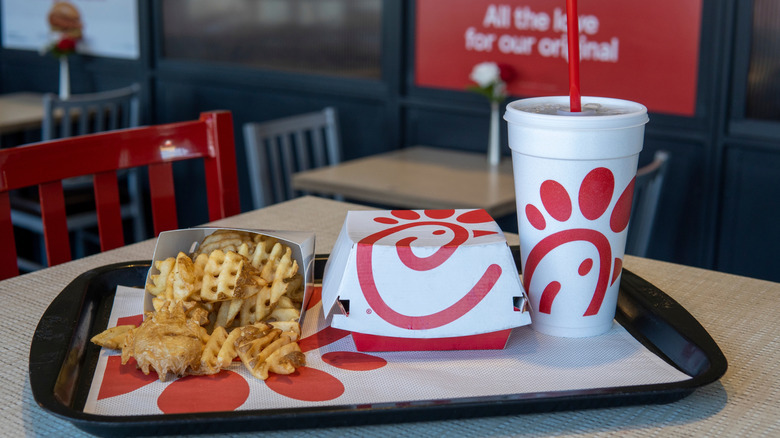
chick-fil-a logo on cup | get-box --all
[521,167,634,317]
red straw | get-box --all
[566,0,581,112]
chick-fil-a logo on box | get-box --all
[321,209,531,343]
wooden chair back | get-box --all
[12,84,146,269]
[242,107,342,208]
[42,83,141,140]
[626,150,670,257]
[0,111,240,280]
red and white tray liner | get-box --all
[84,285,690,416]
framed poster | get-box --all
[1,0,139,60]
[415,0,702,116]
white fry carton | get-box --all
[321,209,531,351]
[143,227,315,319]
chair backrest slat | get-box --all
[242,124,271,210]
[92,104,105,133]
[63,108,74,137]
[279,135,297,201]
[38,181,71,267]
[0,193,18,280]
[267,137,287,205]
[108,103,120,131]
[242,107,342,208]
[201,108,240,222]
[323,107,342,165]
[93,171,125,252]
[0,110,240,280]
[310,128,326,168]
[148,162,179,237]
[294,129,311,170]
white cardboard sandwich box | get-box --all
[143,227,316,317]
[321,209,531,351]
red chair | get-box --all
[0,111,241,280]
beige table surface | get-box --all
[0,92,45,135]
[3,196,779,437]
[292,146,518,217]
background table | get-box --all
[0,92,46,136]
[292,146,518,218]
[3,196,779,436]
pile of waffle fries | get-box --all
[91,230,306,381]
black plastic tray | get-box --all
[29,252,727,437]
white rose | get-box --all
[470,62,501,87]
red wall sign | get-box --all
[415,0,702,116]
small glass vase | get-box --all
[59,56,70,99]
[487,101,501,166]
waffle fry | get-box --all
[216,325,244,368]
[200,325,228,374]
[237,235,279,271]
[214,298,245,328]
[93,229,307,382]
[90,325,134,349]
[269,320,301,340]
[238,328,305,380]
[194,230,255,256]
[259,243,285,282]
[147,252,203,303]
[153,298,211,327]
[286,273,305,306]
[268,248,298,303]
[147,257,175,299]
[266,341,305,376]
[235,326,285,380]
[172,252,199,301]
[200,250,249,302]
[238,247,300,325]
[268,295,301,323]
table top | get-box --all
[3,196,779,437]
[0,92,46,135]
[292,146,518,217]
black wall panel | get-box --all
[718,147,780,281]
[155,78,389,212]
[640,137,709,265]
[404,106,491,153]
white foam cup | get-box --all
[504,96,649,337]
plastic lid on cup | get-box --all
[504,96,649,130]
